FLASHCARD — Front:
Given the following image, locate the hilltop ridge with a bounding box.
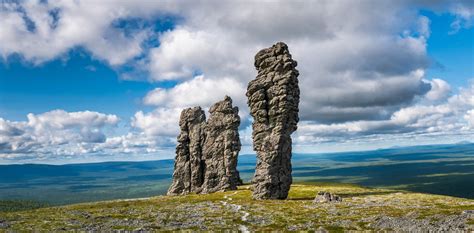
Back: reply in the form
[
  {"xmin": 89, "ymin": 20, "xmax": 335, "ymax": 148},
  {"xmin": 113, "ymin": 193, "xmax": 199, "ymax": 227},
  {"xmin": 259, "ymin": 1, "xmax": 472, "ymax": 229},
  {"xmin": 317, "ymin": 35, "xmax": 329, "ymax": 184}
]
[{"xmin": 1, "ymin": 183, "xmax": 473, "ymax": 231}]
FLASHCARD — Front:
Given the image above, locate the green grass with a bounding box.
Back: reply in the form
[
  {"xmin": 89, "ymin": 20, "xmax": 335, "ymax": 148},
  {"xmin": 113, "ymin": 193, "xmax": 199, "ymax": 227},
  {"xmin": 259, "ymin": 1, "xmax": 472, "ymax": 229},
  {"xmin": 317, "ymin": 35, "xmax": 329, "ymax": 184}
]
[
  {"xmin": 0, "ymin": 200, "xmax": 48, "ymax": 213},
  {"xmin": 0, "ymin": 183, "xmax": 473, "ymax": 231}
]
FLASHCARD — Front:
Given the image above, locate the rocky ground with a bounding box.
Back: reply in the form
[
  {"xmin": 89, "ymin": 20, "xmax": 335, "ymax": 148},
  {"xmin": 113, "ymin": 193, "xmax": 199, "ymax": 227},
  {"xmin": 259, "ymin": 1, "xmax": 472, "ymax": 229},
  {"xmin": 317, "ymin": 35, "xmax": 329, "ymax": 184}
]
[{"xmin": 0, "ymin": 183, "xmax": 473, "ymax": 231}]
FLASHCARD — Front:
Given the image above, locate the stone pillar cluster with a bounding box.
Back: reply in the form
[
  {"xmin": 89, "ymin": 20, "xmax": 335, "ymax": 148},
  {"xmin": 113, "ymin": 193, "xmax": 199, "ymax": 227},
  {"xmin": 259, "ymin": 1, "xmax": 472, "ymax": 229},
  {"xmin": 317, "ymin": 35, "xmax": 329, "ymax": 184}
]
[
  {"xmin": 168, "ymin": 42, "xmax": 299, "ymax": 200},
  {"xmin": 167, "ymin": 96, "xmax": 242, "ymax": 195}
]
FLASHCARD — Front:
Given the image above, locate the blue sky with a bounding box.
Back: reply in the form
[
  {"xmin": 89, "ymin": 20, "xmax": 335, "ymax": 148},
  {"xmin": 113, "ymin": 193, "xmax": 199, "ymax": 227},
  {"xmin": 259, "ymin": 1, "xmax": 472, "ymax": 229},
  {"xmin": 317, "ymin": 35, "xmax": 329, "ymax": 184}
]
[
  {"xmin": 0, "ymin": 49, "xmax": 155, "ymax": 120},
  {"xmin": 0, "ymin": 1, "xmax": 473, "ymax": 164},
  {"xmin": 423, "ymin": 11, "xmax": 473, "ymax": 89}
]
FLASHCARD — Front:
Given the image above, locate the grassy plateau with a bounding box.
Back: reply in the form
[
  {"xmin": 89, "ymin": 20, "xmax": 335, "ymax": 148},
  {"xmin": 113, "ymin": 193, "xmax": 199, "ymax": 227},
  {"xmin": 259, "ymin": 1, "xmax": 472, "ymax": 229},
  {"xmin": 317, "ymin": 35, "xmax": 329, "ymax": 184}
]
[{"xmin": 0, "ymin": 183, "xmax": 473, "ymax": 231}]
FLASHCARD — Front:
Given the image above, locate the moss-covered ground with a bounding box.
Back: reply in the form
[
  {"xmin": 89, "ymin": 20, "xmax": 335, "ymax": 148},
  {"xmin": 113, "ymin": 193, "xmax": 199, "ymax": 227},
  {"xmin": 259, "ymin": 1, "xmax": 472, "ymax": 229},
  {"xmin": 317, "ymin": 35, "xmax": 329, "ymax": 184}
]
[{"xmin": 0, "ymin": 183, "xmax": 473, "ymax": 231}]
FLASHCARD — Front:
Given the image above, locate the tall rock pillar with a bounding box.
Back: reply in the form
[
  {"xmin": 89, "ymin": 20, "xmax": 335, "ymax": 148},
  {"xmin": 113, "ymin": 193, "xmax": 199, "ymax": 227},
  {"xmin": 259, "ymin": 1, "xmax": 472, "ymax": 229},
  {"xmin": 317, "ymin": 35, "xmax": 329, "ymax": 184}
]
[
  {"xmin": 167, "ymin": 107, "xmax": 207, "ymax": 195},
  {"xmin": 246, "ymin": 42, "xmax": 300, "ymax": 199},
  {"xmin": 202, "ymin": 96, "xmax": 242, "ymax": 193}
]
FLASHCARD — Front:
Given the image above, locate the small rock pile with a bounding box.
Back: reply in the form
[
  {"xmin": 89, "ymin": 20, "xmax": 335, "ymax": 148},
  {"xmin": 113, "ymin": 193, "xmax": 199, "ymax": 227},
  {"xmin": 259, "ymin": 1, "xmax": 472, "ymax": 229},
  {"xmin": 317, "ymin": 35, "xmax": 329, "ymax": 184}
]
[
  {"xmin": 313, "ymin": 191, "xmax": 343, "ymax": 203},
  {"xmin": 0, "ymin": 220, "xmax": 9, "ymax": 229}
]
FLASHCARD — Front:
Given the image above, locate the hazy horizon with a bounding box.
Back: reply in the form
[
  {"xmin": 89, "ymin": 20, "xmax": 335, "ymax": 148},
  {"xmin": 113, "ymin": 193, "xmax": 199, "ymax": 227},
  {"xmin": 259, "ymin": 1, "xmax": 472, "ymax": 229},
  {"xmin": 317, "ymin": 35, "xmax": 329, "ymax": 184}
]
[{"xmin": 0, "ymin": 141, "xmax": 471, "ymax": 165}]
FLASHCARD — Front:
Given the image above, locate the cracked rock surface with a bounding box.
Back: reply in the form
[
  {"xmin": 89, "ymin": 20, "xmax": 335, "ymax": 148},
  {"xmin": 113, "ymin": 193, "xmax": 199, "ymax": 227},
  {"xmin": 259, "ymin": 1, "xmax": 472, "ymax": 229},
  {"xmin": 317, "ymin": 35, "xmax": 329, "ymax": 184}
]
[
  {"xmin": 167, "ymin": 107, "xmax": 207, "ymax": 195},
  {"xmin": 202, "ymin": 96, "xmax": 242, "ymax": 193},
  {"xmin": 247, "ymin": 42, "xmax": 300, "ymax": 200},
  {"xmin": 168, "ymin": 97, "xmax": 242, "ymax": 195}
]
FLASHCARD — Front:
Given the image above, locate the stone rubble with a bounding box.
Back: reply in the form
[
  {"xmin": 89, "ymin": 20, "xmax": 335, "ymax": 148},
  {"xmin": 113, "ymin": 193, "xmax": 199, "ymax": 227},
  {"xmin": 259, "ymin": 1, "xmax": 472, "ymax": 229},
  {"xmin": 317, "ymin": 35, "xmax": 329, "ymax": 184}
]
[{"xmin": 313, "ymin": 191, "xmax": 343, "ymax": 203}]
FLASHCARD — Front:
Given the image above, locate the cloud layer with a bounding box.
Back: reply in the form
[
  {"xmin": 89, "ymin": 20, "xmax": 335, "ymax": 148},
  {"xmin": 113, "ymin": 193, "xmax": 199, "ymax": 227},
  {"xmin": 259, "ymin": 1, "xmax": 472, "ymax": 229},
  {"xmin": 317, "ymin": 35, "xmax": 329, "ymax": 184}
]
[
  {"xmin": 0, "ymin": 110, "xmax": 117, "ymax": 158},
  {"xmin": 294, "ymin": 81, "xmax": 474, "ymax": 145},
  {"xmin": 0, "ymin": 0, "xmax": 178, "ymax": 65},
  {"xmin": 0, "ymin": 109, "xmax": 175, "ymax": 162},
  {"xmin": 1, "ymin": 0, "xmax": 473, "ymax": 162}
]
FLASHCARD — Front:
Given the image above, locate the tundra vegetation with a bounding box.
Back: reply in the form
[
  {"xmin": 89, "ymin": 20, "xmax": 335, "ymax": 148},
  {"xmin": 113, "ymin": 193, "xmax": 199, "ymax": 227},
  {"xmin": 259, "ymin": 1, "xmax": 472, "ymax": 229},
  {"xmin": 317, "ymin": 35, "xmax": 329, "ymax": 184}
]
[{"xmin": 0, "ymin": 183, "xmax": 473, "ymax": 231}]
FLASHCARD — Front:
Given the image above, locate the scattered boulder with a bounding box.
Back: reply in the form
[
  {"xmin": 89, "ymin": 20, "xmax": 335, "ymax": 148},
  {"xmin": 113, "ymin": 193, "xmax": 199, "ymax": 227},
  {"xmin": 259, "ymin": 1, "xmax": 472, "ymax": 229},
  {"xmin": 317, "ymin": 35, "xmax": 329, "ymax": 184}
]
[
  {"xmin": 462, "ymin": 210, "xmax": 474, "ymax": 215},
  {"xmin": 247, "ymin": 42, "xmax": 300, "ymax": 200},
  {"xmin": 314, "ymin": 192, "xmax": 342, "ymax": 203},
  {"xmin": 202, "ymin": 96, "xmax": 242, "ymax": 193},
  {"xmin": 167, "ymin": 107, "xmax": 207, "ymax": 195},
  {"xmin": 0, "ymin": 220, "xmax": 9, "ymax": 229}
]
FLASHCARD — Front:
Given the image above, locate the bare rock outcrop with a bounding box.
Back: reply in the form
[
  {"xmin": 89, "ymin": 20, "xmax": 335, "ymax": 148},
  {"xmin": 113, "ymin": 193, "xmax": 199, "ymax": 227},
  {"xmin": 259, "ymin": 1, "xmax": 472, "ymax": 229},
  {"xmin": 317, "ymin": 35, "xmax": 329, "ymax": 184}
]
[
  {"xmin": 247, "ymin": 42, "xmax": 300, "ymax": 200},
  {"xmin": 202, "ymin": 96, "xmax": 242, "ymax": 193},
  {"xmin": 314, "ymin": 192, "xmax": 342, "ymax": 203},
  {"xmin": 167, "ymin": 107, "xmax": 207, "ymax": 195},
  {"xmin": 168, "ymin": 97, "xmax": 242, "ymax": 195}
]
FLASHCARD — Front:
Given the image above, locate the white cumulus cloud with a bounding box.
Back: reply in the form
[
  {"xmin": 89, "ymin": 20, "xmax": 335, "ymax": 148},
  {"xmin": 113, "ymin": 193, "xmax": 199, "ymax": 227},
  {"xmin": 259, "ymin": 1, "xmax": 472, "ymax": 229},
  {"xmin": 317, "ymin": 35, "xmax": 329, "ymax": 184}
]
[
  {"xmin": 425, "ymin": 79, "xmax": 451, "ymax": 101},
  {"xmin": 0, "ymin": 110, "xmax": 119, "ymax": 159},
  {"xmin": 0, "ymin": 0, "xmax": 175, "ymax": 65}
]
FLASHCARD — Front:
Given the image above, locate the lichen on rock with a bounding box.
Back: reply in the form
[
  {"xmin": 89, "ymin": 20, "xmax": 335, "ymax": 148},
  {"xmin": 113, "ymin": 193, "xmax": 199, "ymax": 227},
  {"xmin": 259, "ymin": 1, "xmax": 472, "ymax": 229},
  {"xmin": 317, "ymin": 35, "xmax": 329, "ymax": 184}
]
[
  {"xmin": 314, "ymin": 191, "xmax": 343, "ymax": 203},
  {"xmin": 247, "ymin": 42, "xmax": 300, "ymax": 200},
  {"xmin": 202, "ymin": 96, "xmax": 242, "ymax": 193},
  {"xmin": 168, "ymin": 96, "xmax": 242, "ymax": 195},
  {"xmin": 167, "ymin": 107, "xmax": 207, "ymax": 195}
]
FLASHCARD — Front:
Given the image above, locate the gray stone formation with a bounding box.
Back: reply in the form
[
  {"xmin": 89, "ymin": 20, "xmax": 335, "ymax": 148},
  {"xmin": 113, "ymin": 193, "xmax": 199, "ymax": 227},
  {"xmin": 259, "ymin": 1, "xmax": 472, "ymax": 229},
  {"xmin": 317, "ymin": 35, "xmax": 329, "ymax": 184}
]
[
  {"xmin": 167, "ymin": 107, "xmax": 207, "ymax": 195},
  {"xmin": 314, "ymin": 191, "xmax": 342, "ymax": 203},
  {"xmin": 202, "ymin": 96, "xmax": 242, "ymax": 193},
  {"xmin": 246, "ymin": 42, "xmax": 300, "ymax": 200},
  {"xmin": 168, "ymin": 97, "xmax": 242, "ymax": 195}
]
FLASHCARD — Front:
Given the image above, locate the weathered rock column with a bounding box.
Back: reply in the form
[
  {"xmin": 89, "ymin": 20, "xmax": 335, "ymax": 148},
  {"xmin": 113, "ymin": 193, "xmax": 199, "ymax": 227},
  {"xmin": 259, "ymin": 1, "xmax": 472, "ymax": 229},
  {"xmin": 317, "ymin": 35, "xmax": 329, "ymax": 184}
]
[
  {"xmin": 202, "ymin": 96, "xmax": 242, "ymax": 193},
  {"xmin": 247, "ymin": 42, "xmax": 300, "ymax": 199},
  {"xmin": 167, "ymin": 107, "xmax": 207, "ymax": 195}
]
